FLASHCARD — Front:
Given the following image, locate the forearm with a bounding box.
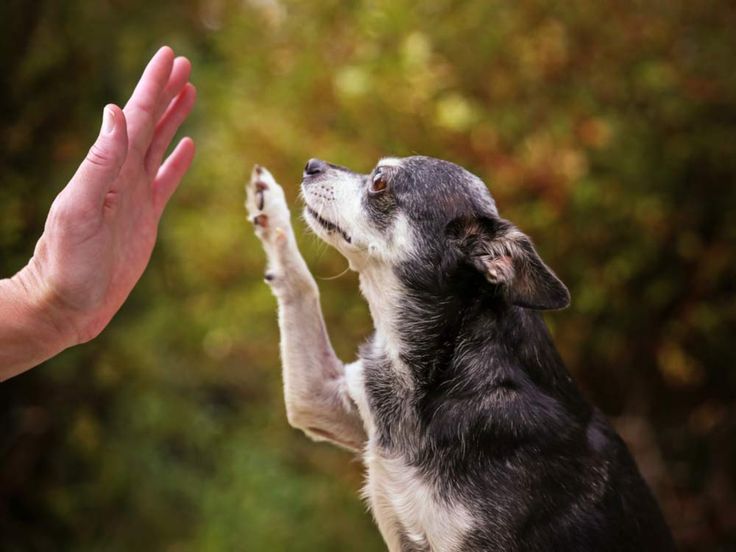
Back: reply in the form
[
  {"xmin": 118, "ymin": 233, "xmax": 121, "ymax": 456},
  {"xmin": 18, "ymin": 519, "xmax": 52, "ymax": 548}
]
[
  {"xmin": 270, "ymin": 234, "xmax": 345, "ymax": 395},
  {"xmin": 272, "ymin": 235, "xmax": 366, "ymax": 449},
  {"xmin": 278, "ymin": 290, "xmax": 343, "ymax": 396},
  {"xmin": 277, "ymin": 291, "xmax": 366, "ymax": 451},
  {"xmin": 0, "ymin": 268, "xmax": 73, "ymax": 381}
]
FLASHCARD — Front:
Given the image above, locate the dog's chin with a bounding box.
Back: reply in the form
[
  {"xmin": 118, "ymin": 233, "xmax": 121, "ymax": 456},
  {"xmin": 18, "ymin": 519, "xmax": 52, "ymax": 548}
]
[{"xmin": 303, "ymin": 206, "xmax": 353, "ymax": 245}]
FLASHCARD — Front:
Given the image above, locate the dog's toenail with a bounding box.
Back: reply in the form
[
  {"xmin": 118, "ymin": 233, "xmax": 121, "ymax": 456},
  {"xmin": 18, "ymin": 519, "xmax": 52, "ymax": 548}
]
[
  {"xmin": 254, "ymin": 164, "xmax": 263, "ymax": 175},
  {"xmin": 256, "ymin": 190, "xmax": 264, "ymax": 210},
  {"xmin": 253, "ymin": 214, "xmax": 269, "ymax": 227},
  {"xmin": 264, "ymin": 271, "xmax": 275, "ymax": 282}
]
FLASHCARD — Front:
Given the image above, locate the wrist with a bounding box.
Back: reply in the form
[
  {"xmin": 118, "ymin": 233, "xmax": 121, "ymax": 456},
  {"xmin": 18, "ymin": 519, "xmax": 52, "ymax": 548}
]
[
  {"xmin": 271, "ymin": 275, "xmax": 320, "ymax": 305},
  {"xmin": 15, "ymin": 261, "xmax": 82, "ymax": 346},
  {"xmin": 0, "ymin": 265, "xmax": 78, "ymax": 379}
]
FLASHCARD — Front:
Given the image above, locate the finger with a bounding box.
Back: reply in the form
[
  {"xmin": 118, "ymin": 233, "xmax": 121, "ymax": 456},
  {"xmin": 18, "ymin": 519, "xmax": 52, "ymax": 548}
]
[
  {"xmin": 145, "ymin": 83, "xmax": 197, "ymax": 175},
  {"xmin": 68, "ymin": 104, "xmax": 129, "ymax": 205},
  {"xmin": 153, "ymin": 137, "xmax": 195, "ymax": 217},
  {"xmin": 123, "ymin": 46, "xmax": 175, "ymax": 155},
  {"xmin": 152, "ymin": 56, "xmax": 191, "ymax": 123}
]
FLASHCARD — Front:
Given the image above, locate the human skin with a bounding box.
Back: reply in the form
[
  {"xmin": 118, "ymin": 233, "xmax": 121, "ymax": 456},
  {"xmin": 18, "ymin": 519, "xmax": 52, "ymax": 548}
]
[{"xmin": 0, "ymin": 46, "xmax": 196, "ymax": 381}]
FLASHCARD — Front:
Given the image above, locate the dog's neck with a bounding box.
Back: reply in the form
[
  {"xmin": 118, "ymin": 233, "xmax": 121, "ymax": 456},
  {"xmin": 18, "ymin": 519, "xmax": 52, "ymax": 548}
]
[
  {"xmin": 357, "ymin": 260, "xmax": 474, "ymax": 381},
  {"xmin": 358, "ymin": 260, "xmax": 582, "ymax": 403},
  {"xmin": 358, "ymin": 262, "xmax": 407, "ymax": 364}
]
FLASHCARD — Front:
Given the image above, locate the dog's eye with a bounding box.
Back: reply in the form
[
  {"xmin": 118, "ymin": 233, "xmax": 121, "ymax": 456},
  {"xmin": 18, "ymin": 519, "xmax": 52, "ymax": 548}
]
[{"xmin": 371, "ymin": 172, "xmax": 388, "ymax": 193}]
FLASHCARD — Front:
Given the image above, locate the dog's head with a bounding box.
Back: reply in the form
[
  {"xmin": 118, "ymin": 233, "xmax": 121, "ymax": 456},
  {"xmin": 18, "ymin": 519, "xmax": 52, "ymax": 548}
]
[{"xmin": 301, "ymin": 155, "xmax": 569, "ymax": 310}]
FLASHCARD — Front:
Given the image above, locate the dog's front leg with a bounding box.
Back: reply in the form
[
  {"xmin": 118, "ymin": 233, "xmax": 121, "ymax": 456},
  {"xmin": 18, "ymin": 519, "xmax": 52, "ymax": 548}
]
[{"xmin": 246, "ymin": 166, "xmax": 366, "ymax": 452}]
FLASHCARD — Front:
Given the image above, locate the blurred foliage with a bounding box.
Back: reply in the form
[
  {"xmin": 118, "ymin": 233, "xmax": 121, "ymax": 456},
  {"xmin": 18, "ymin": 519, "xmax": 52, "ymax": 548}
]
[{"xmin": 1, "ymin": 0, "xmax": 735, "ymax": 550}]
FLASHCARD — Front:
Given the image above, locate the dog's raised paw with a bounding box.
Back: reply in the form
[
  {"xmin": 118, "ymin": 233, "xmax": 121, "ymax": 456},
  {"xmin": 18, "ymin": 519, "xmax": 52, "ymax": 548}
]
[{"xmin": 245, "ymin": 165, "xmax": 291, "ymax": 245}]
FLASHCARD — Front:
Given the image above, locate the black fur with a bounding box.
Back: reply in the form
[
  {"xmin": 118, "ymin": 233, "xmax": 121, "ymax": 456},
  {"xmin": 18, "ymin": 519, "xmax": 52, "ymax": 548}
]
[{"xmin": 334, "ymin": 156, "xmax": 674, "ymax": 551}]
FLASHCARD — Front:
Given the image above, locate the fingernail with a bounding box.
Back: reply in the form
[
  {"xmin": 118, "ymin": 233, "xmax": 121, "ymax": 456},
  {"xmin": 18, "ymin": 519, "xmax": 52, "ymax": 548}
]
[{"xmin": 102, "ymin": 107, "xmax": 115, "ymax": 134}]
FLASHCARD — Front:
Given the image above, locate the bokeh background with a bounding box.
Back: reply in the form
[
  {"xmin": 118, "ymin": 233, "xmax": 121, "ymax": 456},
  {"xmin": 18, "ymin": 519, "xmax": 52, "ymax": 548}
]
[{"xmin": 1, "ymin": 0, "xmax": 735, "ymax": 550}]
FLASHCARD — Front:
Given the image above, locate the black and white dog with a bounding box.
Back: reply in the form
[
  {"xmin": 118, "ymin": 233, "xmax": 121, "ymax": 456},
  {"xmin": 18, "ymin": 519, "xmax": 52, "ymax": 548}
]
[{"xmin": 245, "ymin": 156, "xmax": 674, "ymax": 551}]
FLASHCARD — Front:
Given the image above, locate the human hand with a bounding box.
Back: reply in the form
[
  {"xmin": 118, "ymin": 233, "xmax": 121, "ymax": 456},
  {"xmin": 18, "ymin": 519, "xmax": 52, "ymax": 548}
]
[{"xmin": 0, "ymin": 46, "xmax": 196, "ymax": 378}]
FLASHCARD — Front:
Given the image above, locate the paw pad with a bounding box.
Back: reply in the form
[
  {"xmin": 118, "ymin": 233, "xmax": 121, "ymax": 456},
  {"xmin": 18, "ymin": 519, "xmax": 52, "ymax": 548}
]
[
  {"xmin": 246, "ymin": 164, "xmax": 290, "ymax": 245},
  {"xmin": 253, "ymin": 214, "xmax": 269, "ymax": 227}
]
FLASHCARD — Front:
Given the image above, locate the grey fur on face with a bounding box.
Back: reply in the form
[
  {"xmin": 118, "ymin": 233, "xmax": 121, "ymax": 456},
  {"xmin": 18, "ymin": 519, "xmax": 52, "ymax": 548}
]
[
  {"xmin": 301, "ymin": 156, "xmax": 498, "ymax": 263},
  {"xmin": 301, "ymin": 156, "xmax": 567, "ymax": 311}
]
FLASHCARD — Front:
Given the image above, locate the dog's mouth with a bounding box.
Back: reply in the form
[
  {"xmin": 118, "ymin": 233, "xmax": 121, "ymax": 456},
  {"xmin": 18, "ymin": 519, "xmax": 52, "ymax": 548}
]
[{"xmin": 305, "ymin": 207, "xmax": 352, "ymax": 244}]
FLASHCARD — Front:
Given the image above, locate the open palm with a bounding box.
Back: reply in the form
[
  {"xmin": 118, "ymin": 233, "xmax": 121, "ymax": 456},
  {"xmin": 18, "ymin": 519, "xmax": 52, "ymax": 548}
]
[{"xmin": 24, "ymin": 47, "xmax": 196, "ymax": 343}]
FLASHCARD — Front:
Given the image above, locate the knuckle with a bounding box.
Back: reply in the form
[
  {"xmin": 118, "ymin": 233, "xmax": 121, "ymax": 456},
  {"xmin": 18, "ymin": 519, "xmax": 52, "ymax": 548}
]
[
  {"xmin": 131, "ymin": 101, "xmax": 155, "ymax": 119},
  {"xmin": 86, "ymin": 143, "xmax": 115, "ymax": 167},
  {"xmin": 48, "ymin": 198, "xmax": 99, "ymax": 235},
  {"xmin": 48, "ymin": 196, "xmax": 76, "ymax": 224}
]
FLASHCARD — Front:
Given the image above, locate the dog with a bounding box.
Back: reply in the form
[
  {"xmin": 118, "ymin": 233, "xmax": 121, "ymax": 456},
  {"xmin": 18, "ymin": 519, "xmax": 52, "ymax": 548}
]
[{"xmin": 245, "ymin": 156, "xmax": 674, "ymax": 551}]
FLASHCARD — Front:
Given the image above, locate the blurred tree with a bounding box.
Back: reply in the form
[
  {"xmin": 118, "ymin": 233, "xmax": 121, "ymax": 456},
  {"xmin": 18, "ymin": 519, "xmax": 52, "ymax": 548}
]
[{"xmin": 1, "ymin": 0, "xmax": 734, "ymax": 550}]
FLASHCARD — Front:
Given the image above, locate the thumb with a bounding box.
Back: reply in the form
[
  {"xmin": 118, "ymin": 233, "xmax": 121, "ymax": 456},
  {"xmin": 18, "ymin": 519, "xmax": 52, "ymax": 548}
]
[{"xmin": 71, "ymin": 104, "xmax": 129, "ymax": 202}]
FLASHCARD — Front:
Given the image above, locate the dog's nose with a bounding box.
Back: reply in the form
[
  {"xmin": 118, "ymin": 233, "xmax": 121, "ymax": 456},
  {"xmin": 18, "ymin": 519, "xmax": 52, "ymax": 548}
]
[{"xmin": 304, "ymin": 158, "xmax": 328, "ymax": 177}]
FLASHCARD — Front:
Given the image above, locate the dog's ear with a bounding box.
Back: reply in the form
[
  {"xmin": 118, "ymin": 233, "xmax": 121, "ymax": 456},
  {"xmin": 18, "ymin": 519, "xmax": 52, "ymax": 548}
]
[{"xmin": 447, "ymin": 216, "xmax": 570, "ymax": 310}]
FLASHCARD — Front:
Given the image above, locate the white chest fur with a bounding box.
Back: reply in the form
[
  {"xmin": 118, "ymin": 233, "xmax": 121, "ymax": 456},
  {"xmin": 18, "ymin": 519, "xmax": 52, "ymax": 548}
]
[
  {"xmin": 345, "ymin": 361, "xmax": 474, "ymax": 552},
  {"xmin": 363, "ymin": 449, "xmax": 474, "ymax": 552}
]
